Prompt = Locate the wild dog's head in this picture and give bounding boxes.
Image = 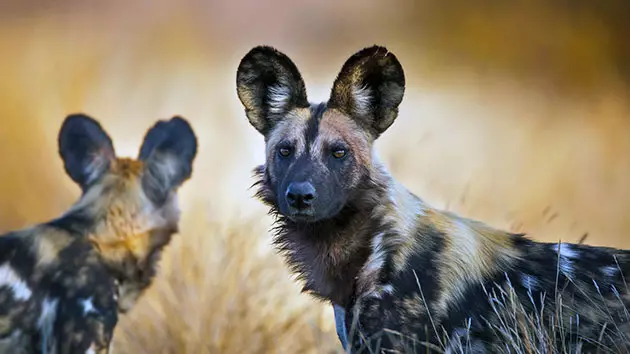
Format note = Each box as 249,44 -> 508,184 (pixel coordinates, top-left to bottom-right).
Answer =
237,45 -> 405,223
58,114 -> 198,312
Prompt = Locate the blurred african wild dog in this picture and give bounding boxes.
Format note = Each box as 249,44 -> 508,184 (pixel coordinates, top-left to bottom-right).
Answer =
236,45 -> 630,353
0,114 -> 197,353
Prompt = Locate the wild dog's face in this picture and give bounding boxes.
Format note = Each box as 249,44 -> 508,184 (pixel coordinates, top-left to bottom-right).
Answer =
237,46 -> 405,222
58,114 -> 198,312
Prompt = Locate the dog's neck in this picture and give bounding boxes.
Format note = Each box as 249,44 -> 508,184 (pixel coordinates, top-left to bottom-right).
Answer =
254,161 -> 421,307
48,206 -> 176,312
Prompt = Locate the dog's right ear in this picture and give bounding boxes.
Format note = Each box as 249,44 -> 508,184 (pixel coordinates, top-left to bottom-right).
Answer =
236,46 -> 309,135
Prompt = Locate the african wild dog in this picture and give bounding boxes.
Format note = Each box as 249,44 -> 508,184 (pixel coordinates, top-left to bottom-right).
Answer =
236,45 -> 630,353
0,114 -> 197,353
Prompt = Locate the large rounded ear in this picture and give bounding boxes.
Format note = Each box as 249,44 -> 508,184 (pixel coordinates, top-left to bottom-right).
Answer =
236,45 -> 309,136
58,113 -> 116,192
138,116 -> 198,205
328,46 -> 405,139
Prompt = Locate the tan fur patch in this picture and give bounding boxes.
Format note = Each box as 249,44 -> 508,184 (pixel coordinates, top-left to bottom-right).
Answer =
90,231 -> 151,263
31,228 -> 74,268
427,209 -> 521,317
109,158 -> 144,178
401,293 -> 427,320
77,157 -> 178,265
385,181 -> 427,274
317,109 -> 372,169
265,108 -> 311,162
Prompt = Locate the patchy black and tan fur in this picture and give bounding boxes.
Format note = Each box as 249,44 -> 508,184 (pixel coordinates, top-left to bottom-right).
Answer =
0,114 -> 197,353
237,45 -> 630,353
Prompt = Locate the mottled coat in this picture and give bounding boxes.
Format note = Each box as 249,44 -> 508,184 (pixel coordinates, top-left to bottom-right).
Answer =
0,114 -> 197,353
236,45 -> 630,353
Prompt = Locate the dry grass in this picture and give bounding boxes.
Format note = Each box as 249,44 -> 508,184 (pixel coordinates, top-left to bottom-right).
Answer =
0,2 -> 630,353
113,207 -> 340,354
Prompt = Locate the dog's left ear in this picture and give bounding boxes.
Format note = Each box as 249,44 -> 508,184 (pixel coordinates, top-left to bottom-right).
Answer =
328,46 -> 405,139
138,116 -> 198,204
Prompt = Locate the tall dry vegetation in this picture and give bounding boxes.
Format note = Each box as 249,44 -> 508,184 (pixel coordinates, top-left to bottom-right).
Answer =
0,1 -> 629,353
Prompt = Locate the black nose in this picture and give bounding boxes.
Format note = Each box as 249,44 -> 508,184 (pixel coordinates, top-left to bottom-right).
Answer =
286,182 -> 317,209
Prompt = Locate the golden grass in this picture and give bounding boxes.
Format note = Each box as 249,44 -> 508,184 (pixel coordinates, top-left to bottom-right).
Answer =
113,207 -> 340,354
0,2 -> 629,353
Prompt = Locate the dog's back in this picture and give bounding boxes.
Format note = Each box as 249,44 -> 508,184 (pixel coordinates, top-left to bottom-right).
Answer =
346,208 -> 630,353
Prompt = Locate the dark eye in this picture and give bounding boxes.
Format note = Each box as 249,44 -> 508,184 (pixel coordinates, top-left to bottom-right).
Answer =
332,148 -> 346,159
278,147 -> 292,157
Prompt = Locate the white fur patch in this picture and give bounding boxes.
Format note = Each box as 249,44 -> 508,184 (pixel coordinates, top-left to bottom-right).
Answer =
551,243 -> 579,259
521,273 -> 539,291
551,243 -> 576,278
267,85 -> 292,114
363,232 -> 386,276
352,84 -> 372,116
601,265 -> 618,277
381,284 -> 394,295
154,154 -> 180,182
0,263 -> 32,301
379,173 -> 426,238
389,180 -> 427,222
357,231 -> 391,299
81,297 -> 98,315
37,297 -> 59,352
84,154 -> 110,186
113,279 -> 120,302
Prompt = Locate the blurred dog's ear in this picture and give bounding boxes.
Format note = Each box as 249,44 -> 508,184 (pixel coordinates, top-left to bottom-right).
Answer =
138,116 -> 198,204
328,46 -> 405,138
58,113 -> 116,191
236,45 -> 309,135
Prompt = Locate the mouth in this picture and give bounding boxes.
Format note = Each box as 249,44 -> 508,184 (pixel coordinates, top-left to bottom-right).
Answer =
286,209 -> 319,223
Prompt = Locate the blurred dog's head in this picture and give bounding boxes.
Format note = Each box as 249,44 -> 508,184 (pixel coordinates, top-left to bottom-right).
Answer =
58,114 -> 198,311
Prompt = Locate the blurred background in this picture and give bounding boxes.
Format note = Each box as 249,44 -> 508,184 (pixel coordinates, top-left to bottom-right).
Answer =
0,0 -> 629,353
